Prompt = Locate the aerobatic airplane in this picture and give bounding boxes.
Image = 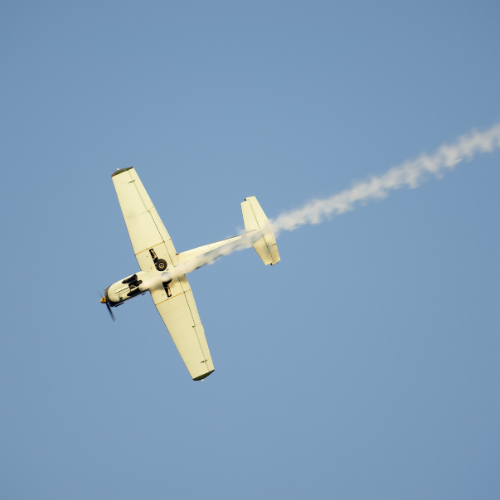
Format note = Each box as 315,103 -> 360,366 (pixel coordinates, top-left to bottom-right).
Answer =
100,167 -> 280,381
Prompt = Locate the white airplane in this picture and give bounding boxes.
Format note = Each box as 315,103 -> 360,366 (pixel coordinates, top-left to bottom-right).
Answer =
100,167 -> 280,381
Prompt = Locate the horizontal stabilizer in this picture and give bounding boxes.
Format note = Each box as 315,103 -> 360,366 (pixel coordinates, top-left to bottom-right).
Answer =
241,197 -> 280,266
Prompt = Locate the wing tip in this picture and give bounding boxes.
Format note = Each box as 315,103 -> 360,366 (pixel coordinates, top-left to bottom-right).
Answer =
112,167 -> 134,178
192,369 -> 215,381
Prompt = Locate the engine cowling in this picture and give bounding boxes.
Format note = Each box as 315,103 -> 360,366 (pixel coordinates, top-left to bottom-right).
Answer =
105,271 -> 149,306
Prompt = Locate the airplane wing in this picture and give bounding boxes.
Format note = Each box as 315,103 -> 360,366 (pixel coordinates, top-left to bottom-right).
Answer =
112,167 -> 214,380
111,167 -> 179,272
150,279 -> 214,381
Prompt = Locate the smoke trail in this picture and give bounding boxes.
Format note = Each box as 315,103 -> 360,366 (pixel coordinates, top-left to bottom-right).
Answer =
141,122 -> 500,289
271,122 -> 500,235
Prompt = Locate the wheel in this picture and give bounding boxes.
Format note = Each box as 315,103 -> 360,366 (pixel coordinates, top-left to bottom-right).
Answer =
156,259 -> 168,271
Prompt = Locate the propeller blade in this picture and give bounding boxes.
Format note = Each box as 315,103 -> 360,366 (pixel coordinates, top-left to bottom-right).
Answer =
100,290 -> 116,322
105,301 -> 116,321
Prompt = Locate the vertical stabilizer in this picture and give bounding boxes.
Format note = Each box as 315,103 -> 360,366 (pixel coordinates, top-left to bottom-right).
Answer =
241,197 -> 280,265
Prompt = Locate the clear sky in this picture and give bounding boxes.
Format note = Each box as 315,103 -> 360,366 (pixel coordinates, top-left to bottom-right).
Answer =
1,2 -> 499,499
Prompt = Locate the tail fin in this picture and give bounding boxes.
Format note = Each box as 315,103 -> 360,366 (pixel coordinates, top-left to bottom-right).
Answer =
241,196 -> 280,266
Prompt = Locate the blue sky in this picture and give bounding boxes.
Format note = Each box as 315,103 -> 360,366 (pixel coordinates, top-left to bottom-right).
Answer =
1,2 -> 499,499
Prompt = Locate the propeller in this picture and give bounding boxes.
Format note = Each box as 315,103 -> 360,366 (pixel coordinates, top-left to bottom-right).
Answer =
100,293 -> 116,321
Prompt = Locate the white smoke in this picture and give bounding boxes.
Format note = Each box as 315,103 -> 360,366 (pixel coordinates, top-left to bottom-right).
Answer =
141,122 -> 500,290
140,230 -> 263,290
271,122 -> 500,234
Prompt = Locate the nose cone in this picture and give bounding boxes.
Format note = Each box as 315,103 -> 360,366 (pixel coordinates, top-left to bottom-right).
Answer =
100,297 -> 107,303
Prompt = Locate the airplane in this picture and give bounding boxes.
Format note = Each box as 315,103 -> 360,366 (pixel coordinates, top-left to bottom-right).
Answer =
100,167 -> 280,381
